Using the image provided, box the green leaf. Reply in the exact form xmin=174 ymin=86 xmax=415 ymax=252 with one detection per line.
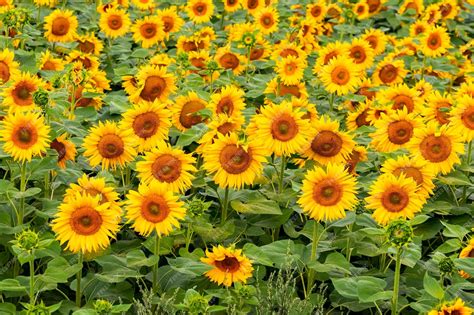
xmin=243 ymin=243 xmax=273 ymax=267
xmin=441 ymin=221 xmax=469 ymax=239
xmin=454 ymin=258 xmax=474 ymax=276
xmin=175 ymin=124 xmax=208 ymax=147
xmin=126 ymin=249 xmax=159 ymax=268
xmin=13 ymin=187 xmax=42 ymax=199
xmin=131 ymin=48 xmax=150 ymax=58
xmin=437 ymin=171 xmax=472 ymax=186
xmin=167 ymin=257 xmax=212 ymax=277
xmin=423 ymin=272 xmax=444 ymax=300
xmin=231 ymin=198 xmax=281 ymax=215
xmin=332 ymin=278 xmax=358 ymax=299
xmin=0 ymin=279 xmax=26 ymax=293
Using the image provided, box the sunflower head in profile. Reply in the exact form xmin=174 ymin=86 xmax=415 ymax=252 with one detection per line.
xmin=0 ymin=111 xmax=50 ymax=162
xmin=458 ymin=239 xmax=474 ymax=278
xmin=120 ymin=100 xmax=171 ymax=153
xmin=50 ymin=133 xmax=76 ymax=169
xmin=82 ymin=121 xmax=137 ymax=171
xmin=344 ymin=146 xmax=368 ymax=174
xmin=186 ymin=0 xmax=215 ymax=24
xmin=132 ymin=64 xmax=177 ymax=103
xmin=0 ymin=49 xmax=19 ymax=85
xmin=44 ymin=9 xmax=78 ymax=43
xmin=38 ymin=50 xmax=65 ymax=71
xmin=275 ymin=55 xmax=306 ymax=86
xmin=202 ymin=132 xmax=267 ymax=189
xmin=51 ymin=193 xmax=120 ymax=254
xmin=209 ymin=85 xmax=245 ymax=118
xmin=319 ymin=55 xmax=362 ymax=96
xmin=125 ymin=181 xmax=186 ymax=237
xmin=298 ymin=163 xmax=358 ymax=222
xmin=74 ymin=33 xmax=104 ymax=56
xmin=421 ymin=26 xmax=451 ymax=57
xmin=136 ymin=141 xmax=196 ymax=193
xmin=131 ymin=15 xmax=165 ymax=49
xmin=422 ymin=90 xmax=454 ymax=125
xmin=408 ymin=122 xmax=464 ymax=175
xmin=201 ymin=245 xmax=253 ymax=287
xmin=428 ymin=298 xmax=473 ymax=315
xmin=365 ymin=173 xmax=425 ymax=226
xmin=372 ymin=59 xmax=407 ymax=86
xmin=450 ymin=95 xmax=474 ymax=142
xmin=99 ymin=7 xmax=131 ymax=39
xmin=172 ymin=91 xmax=208 ymax=131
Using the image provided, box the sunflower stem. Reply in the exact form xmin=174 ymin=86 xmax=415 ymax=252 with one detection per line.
xmin=221 ymin=187 xmax=230 ymax=223
xmin=278 ymin=156 xmax=286 ymax=194
xmin=220 ymin=10 xmax=226 ymax=30
xmin=461 ymin=141 xmax=472 ymax=204
xmin=76 ymin=252 xmax=83 ymax=307
xmin=29 ymin=250 xmax=35 ymax=306
xmin=391 ymin=247 xmax=402 ymax=315
xmin=329 ymin=93 xmax=335 ymax=112
xmin=18 ymin=161 xmax=27 ymax=225
xmin=44 ymin=171 xmax=49 ymax=199
xmin=152 ymin=234 xmax=161 ymax=293
xmin=307 ymin=221 xmax=319 ymax=293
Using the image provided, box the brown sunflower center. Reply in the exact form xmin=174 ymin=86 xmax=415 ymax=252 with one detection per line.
xmin=193 ymin=2 xmax=207 ymax=15
xmin=365 ymin=35 xmax=378 ymax=50
xmin=324 ymin=51 xmax=338 ymax=65
xmin=356 ymin=5 xmax=365 ymax=13
xmin=162 ymin=17 xmax=174 ymax=32
xmin=250 ymin=47 xmax=264 ymax=60
xmin=427 ymin=33 xmax=441 ymax=50
xmin=381 ymin=188 xmax=409 ymax=212
xmin=140 ymin=76 xmax=166 ymax=102
xmin=355 ymin=109 xmax=370 ymax=127
xmin=331 ymin=66 xmax=350 ymax=85
xmin=216 ymin=96 xmax=234 ymax=115
xmin=140 ymin=23 xmax=157 ymax=39
xmin=13 ymin=125 xmax=38 ymax=149
xmin=271 ymin=114 xmax=298 ymax=142
xmin=133 ymin=112 xmax=159 ymax=139
xmin=12 ymin=82 xmax=34 ymax=106
xmin=311 ymin=6 xmax=322 ymax=17
xmin=435 ymin=102 xmax=451 ymax=124
xmin=77 ymin=40 xmax=95 ymax=54
xmin=311 ymin=130 xmax=343 ymax=157
xmin=50 ymin=139 xmax=67 ymax=161
xmin=387 ymin=120 xmax=414 ymax=145
xmin=367 ymin=0 xmax=381 ymax=13
xmin=219 ymin=144 xmax=252 ymax=174
xmin=107 ymin=15 xmax=123 ymax=30
xmin=141 ymin=194 xmax=170 ymax=223
xmin=392 ymin=95 xmax=414 ymax=112
xmin=0 ymin=61 xmax=10 ymax=83
xmin=415 ymin=26 xmax=425 ymax=35
xmin=70 ymin=206 xmax=103 ymax=235
xmin=219 ymin=53 xmax=239 ymax=70
xmin=393 ymin=166 xmax=423 ymax=186
xmin=280 ymin=48 xmax=298 ymax=58
xmin=247 ymin=0 xmax=259 ymax=9
xmin=151 ymin=154 xmax=182 ymax=183
xmin=261 ymin=14 xmax=273 ymax=27
xmin=312 ymin=179 xmax=343 ymax=206
xmin=227 ymin=0 xmax=237 ymax=6
xmin=97 ymin=134 xmax=124 ymax=159
xmin=278 ymin=83 xmax=301 ymax=98
xmin=179 ymin=100 xmax=205 ymax=129
xmin=439 ymin=4 xmax=452 ymax=17
xmin=419 ymin=134 xmax=452 ymax=163
xmin=379 ymin=64 xmax=398 ymax=84
xmin=215 ymin=256 xmax=241 ymax=272
xmin=51 ymin=17 xmax=70 ymax=36
xmin=217 ymin=122 xmax=235 ymax=135
xmin=350 ymin=47 xmax=366 ymax=63
xmin=284 ymin=62 xmax=297 ymax=74
xmin=461 ymin=106 xmax=474 ymax=130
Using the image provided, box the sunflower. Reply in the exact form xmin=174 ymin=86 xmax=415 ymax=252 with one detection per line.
xmin=125 ymin=181 xmax=186 ymax=237
xmin=271 ymin=40 xmax=307 ymax=62
xmin=0 ymin=111 xmax=50 ymax=162
xmin=421 ymin=26 xmax=451 ymax=57
xmin=250 ymin=101 xmax=312 ymax=156
xmin=319 ymin=56 xmax=362 ymax=96
xmin=120 ymin=101 xmax=171 ymax=153
xmin=429 ymin=299 xmax=474 ymax=315
xmin=0 ymin=49 xmax=19 ymax=85
xmin=313 ymin=41 xmax=349 ymax=73
xmin=354 ymin=1 xmax=370 ymax=19
xmin=201 ymin=245 xmax=253 ymax=287
xmin=131 ymin=0 xmax=154 ymax=10
xmin=132 ymin=64 xmax=176 ymax=103
xmin=362 ymin=29 xmax=387 ymax=55
xmin=372 ymin=59 xmax=407 ymax=86
xmin=136 ymin=142 xmax=196 ymax=193
xmin=172 ymin=91 xmax=208 ymax=132
xmin=275 ymin=55 xmax=306 ymax=85
xmin=456 ymin=82 xmax=474 ymax=99
xmin=366 ymin=173 xmax=424 ymax=225
xmin=450 ymin=95 xmax=474 ymax=142
xmin=306 ymin=2 xmax=326 ymax=22
xmin=348 ymin=38 xmax=374 ymax=70
xmin=50 ymin=134 xmax=76 ymax=169
xmin=302 ymin=116 xmax=355 ymax=165
xmin=224 ymin=0 xmax=240 ymax=12
xmin=409 ymin=20 xmax=429 ymax=37
xmin=215 ymin=47 xmax=246 ymax=75
xmin=0 ymin=0 xmax=13 ymax=12
xmin=33 ymin=0 xmax=58 ymax=6
xmin=438 ymin=0 xmax=459 ymax=20
xmin=38 ymin=50 xmax=64 ymax=71
xmin=209 ymin=85 xmax=245 ymax=118
xmin=255 ymin=7 xmax=279 ymax=34
xmin=176 ymin=35 xmax=209 ymax=53
xmin=157 ymin=7 xmax=184 ymax=39
xmin=186 ymin=0 xmax=214 ymax=24
xmin=414 ymin=79 xmax=433 ymax=101
xmin=188 ymin=51 xmax=219 ymax=81
xmin=423 ymin=91 xmax=454 ymax=125
xmin=66 ymin=51 xmax=100 ymax=72
xmin=399 ymin=0 xmax=423 ymax=15
xmin=344 ymin=146 xmax=368 ymax=174
xmin=51 ymin=193 xmax=120 ymax=254
xmin=1 ymin=72 xmax=44 ymax=111
xmin=346 ymin=102 xmax=371 ymax=131
xmin=99 ymin=7 xmax=131 ymax=38
xmin=197 ymin=114 xmax=245 ymax=152
xmin=378 ymin=84 xmax=422 ymax=113
xmin=83 ymin=121 xmax=137 ymax=170
xmin=458 ymin=239 xmax=474 ymax=278
xmin=298 ymin=163 xmax=358 ymax=222
xmin=44 ymin=9 xmax=78 ymax=43
xmin=243 ymin=0 xmax=263 ymax=14
xmin=203 ymin=133 xmax=267 ymax=189
xmin=131 ymin=16 xmax=165 ymax=49
xmin=149 ymin=53 xmax=176 ymax=68
xmin=408 ymin=122 xmax=464 ymax=175
xmin=265 ymin=77 xmax=308 ymax=99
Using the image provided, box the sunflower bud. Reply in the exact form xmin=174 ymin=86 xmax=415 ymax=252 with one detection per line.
xmin=93 ymin=299 xmax=113 ymax=314
xmin=184 ymin=293 xmax=209 ymax=314
xmin=25 ymin=301 xmax=49 ymax=315
xmin=187 ymin=197 xmax=211 ymax=217
xmin=439 ymin=257 xmax=455 ymax=275
xmin=386 ymin=220 xmax=413 ymax=247
xmin=234 ymin=283 xmax=256 ymax=299
xmin=241 ymin=32 xmax=256 ymax=47
xmin=33 ymin=88 xmax=49 ymax=108
xmin=16 ymin=230 xmax=39 ymax=251
xmin=206 ymin=60 xmax=219 ymax=72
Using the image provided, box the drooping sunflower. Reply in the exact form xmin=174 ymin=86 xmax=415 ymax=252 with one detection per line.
xmin=44 ymin=9 xmax=78 ymax=43
xmin=201 ymin=245 xmax=253 ymax=287
xmin=215 ymin=47 xmax=246 ymax=75
xmin=125 ymin=181 xmax=186 ymax=237
xmin=209 ymin=85 xmax=246 ymax=118
xmin=348 ymin=38 xmax=375 ymax=70
xmin=64 ymin=174 xmax=122 ymax=219
xmin=0 ymin=49 xmax=19 ymax=85
xmin=38 ymin=50 xmax=65 ymax=71
xmin=132 ymin=64 xmax=176 ymax=103
xmin=265 ymin=77 xmax=308 ymax=99
xmin=75 ymin=33 xmax=104 ymax=56
xmin=131 ymin=16 xmax=165 ymax=49
xmin=450 ymin=95 xmax=474 ymax=142
xmin=99 ymin=7 xmax=131 ymax=38
xmin=1 ymin=72 xmax=44 ymax=111
xmin=157 ymin=7 xmax=184 ymax=39
xmin=0 ymin=111 xmax=50 ymax=162
xmin=303 ymin=116 xmax=355 ymax=165
xmin=372 ymin=59 xmax=407 ymax=86
xmin=370 ymin=108 xmax=422 ymax=153
xmin=319 ymin=56 xmax=362 ymax=96
xmin=202 ymin=133 xmax=267 ymax=189
xmin=186 ymin=0 xmax=214 ymax=24
xmin=276 ymin=55 xmax=306 ymax=85
xmin=255 ymin=7 xmax=279 ymax=34
xmin=421 ymin=26 xmax=451 ymax=57
xmin=423 ymin=91 xmax=453 ymax=125
xmin=120 ymin=100 xmax=171 ymax=153
xmin=51 ymin=193 xmax=120 ymax=254
xmin=250 ymin=101 xmax=312 ymax=156
xmin=362 ymin=28 xmax=387 ymax=55
xmin=344 ymin=146 xmax=368 ymax=174
xmin=136 ymin=142 xmax=196 ymax=193
xmin=298 ymin=163 xmax=358 ymax=222
xmin=83 ymin=121 xmax=137 ymax=170
xmin=366 ymin=173 xmax=424 ymax=226
xmin=172 ymin=91 xmax=208 ymax=132
xmin=50 ymin=133 xmax=76 ymax=169
xmin=408 ymin=122 xmax=464 ymax=175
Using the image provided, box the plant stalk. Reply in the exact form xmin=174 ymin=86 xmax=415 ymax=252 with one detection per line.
xmin=76 ymin=252 xmax=83 ymax=307
xmin=278 ymin=156 xmax=286 ymax=194
xmin=152 ymin=234 xmax=161 ymax=293
xmin=18 ymin=161 xmax=27 ymax=225
xmin=29 ymin=250 xmax=35 ymax=306
xmin=391 ymin=247 xmax=402 ymax=315
xmin=307 ymin=221 xmax=319 ymax=292
xmin=221 ymin=187 xmax=229 ymax=223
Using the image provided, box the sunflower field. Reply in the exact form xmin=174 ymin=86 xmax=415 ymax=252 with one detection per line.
xmin=0 ymin=0 xmax=474 ymax=314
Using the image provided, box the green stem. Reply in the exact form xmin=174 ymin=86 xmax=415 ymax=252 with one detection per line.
xmin=462 ymin=141 xmax=472 ymax=203
xmin=76 ymin=252 xmax=83 ymax=307
xmin=152 ymin=234 xmax=161 ymax=293
xmin=44 ymin=171 xmax=49 ymax=198
xmin=307 ymin=221 xmax=319 ymax=292
xmin=220 ymin=10 xmax=226 ymax=29
xmin=221 ymin=187 xmax=229 ymax=223
xmin=278 ymin=156 xmax=286 ymax=194
xmin=391 ymin=247 xmax=402 ymax=315
xmin=421 ymin=56 xmax=426 ymax=80
xmin=29 ymin=250 xmax=35 ymax=306
xmin=18 ymin=161 xmax=27 ymax=225
xmin=329 ymin=93 xmax=335 ymax=112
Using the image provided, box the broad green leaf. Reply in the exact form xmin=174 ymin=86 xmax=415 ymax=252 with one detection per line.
xmin=423 ymin=272 xmax=444 ymax=300
xmin=441 ymin=221 xmax=469 ymax=239
xmin=231 ymin=199 xmax=281 ymax=215
xmin=0 ymin=279 xmax=26 ymax=293
xmin=243 ymin=243 xmax=273 ymax=267
xmin=167 ymin=257 xmax=212 ymax=277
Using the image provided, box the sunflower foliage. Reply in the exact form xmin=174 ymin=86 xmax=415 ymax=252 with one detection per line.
xmin=0 ymin=0 xmax=473 ymax=314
